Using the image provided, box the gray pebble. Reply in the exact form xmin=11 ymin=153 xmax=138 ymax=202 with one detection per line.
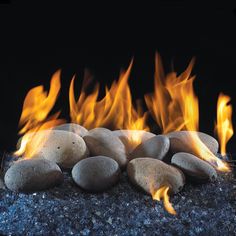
xmin=127 ymin=158 xmax=185 ymax=195
xmin=53 ymin=123 xmax=88 ymax=137
xmin=4 ymin=159 xmax=63 ymax=192
xmin=130 ymin=135 xmax=170 ymax=161
xmin=113 ymin=130 xmax=156 ymax=153
xmin=166 ymin=131 xmax=219 ymax=156
xmin=171 ymin=152 xmax=217 ymax=182
xmin=72 ymin=156 xmax=120 ymax=192
xmin=83 ymin=128 xmax=127 ymax=169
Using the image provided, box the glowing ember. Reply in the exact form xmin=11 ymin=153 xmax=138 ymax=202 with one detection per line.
xmin=215 ymin=93 xmax=234 ymax=157
xmin=152 ymin=186 xmax=176 ymax=215
xmin=69 ymin=61 xmax=149 ymax=145
xmin=15 ymin=70 xmax=64 ymax=158
xmin=145 ymin=53 xmax=229 ymax=171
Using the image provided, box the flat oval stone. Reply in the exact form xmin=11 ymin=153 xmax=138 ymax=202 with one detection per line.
xmin=83 ymin=128 xmax=127 ymax=169
xmin=72 ymin=156 xmax=120 ymax=192
xmin=53 ymin=123 xmax=88 ymax=137
xmin=171 ymin=152 xmax=217 ymax=182
xmin=127 ymin=158 xmax=185 ymax=195
xmin=130 ymin=135 xmax=170 ymax=161
xmin=27 ymin=130 xmax=89 ymax=169
xmin=112 ymin=130 xmax=156 ymax=153
xmin=166 ymin=131 xmax=219 ymax=156
xmin=4 ymin=159 xmax=63 ymax=192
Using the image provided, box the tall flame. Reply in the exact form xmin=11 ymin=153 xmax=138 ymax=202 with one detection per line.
xmin=69 ymin=61 xmax=149 ymax=145
xmin=15 ymin=70 xmax=64 ymax=158
xmin=215 ymin=93 xmax=233 ymax=156
xmin=152 ymin=186 xmax=176 ymax=215
xmin=145 ymin=53 xmax=229 ymax=171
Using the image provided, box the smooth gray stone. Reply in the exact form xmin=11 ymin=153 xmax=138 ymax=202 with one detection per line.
xmin=171 ymin=152 xmax=217 ymax=182
xmin=83 ymin=128 xmax=127 ymax=169
xmin=72 ymin=156 xmax=120 ymax=192
xmin=4 ymin=159 xmax=63 ymax=192
xmin=166 ymin=131 xmax=219 ymax=156
xmin=130 ymin=135 xmax=170 ymax=161
xmin=127 ymin=158 xmax=185 ymax=195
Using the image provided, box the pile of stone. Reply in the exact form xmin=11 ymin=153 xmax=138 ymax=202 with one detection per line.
xmin=4 ymin=123 xmax=219 ymax=204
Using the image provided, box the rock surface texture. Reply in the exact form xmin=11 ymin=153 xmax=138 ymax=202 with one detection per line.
xmin=84 ymin=128 xmax=127 ymax=168
xmin=72 ymin=156 xmax=120 ymax=192
xmin=27 ymin=130 xmax=89 ymax=169
xmin=171 ymin=152 xmax=217 ymax=182
xmin=167 ymin=131 xmax=219 ymax=156
xmin=127 ymin=158 xmax=185 ymax=195
xmin=4 ymin=159 xmax=63 ymax=192
xmin=130 ymin=135 xmax=170 ymax=161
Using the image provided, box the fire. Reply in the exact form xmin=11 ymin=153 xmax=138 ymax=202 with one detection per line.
xmin=69 ymin=61 xmax=149 ymax=145
xmin=152 ymin=186 xmax=176 ymax=215
xmin=215 ymin=93 xmax=234 ymax=157
xmin=15 ymin=70 xmax=64 ymax=158
xmin=145 ymin=53 xmax=229 ymax=171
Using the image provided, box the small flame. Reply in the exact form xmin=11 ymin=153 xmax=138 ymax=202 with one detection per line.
xmin=215 ymin=93 xmax=234 ymax=157
xmin=145 ymin=53 xmax=229 ymax=171
xmin=15 ymin=70 xmax=64 ymax=158
xmin=69 ymin=62 xmax=149 ymax=145
xmin=152 ymin=186 xmax=177 ymax=215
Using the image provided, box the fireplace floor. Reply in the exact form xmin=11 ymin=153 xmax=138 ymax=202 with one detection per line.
xmin=0 ymin=165 xmax=235 ymax=236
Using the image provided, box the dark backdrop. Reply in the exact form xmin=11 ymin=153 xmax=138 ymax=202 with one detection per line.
xmin=1 ymin=3 xmax=236 ymax=154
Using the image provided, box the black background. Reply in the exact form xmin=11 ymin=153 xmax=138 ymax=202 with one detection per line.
xmin=1 ymin=2 xmax=236 ymax=154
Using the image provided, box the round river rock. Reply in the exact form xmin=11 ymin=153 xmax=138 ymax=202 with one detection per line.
xmin=171 ymin=152 xmax=217 ymax=182
xmin=166 ymin=131 xmax=219 ymax=156
xmin=4 ymin=159 xmax=63 ymax=192
xmin=53 ymin=123 xmax=88 ymax=137
xmin=127 ymin=158 xmax=185 ymax=195
xmin=83 ymin=128 xmax=127 ymax=169
xmin=112 ymin=130 xmax=156 ymax=153
xmin=72 ymin=156 xmax=120 ymax=192
xmin=130 ymin=135 xmax=170 ymax=161
xmin=27 ymin=130 xmax=89 ymax=169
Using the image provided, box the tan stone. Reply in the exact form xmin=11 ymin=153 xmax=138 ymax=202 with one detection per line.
xmin=84 ymin=128 xmax=127 ymax=169
xmin=127 ymin=158 xmax=185 ymax=195
xmin=171 ymin=152 xmax=217 ymax=182
xmin=113 ymin=130 xmax=156 ymax=153
xmin=4 ymin=159 xmax=63 ymax=192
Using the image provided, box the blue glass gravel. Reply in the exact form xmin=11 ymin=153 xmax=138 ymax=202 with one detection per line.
xmin=0 ymin=171 xmax=235 ymax=236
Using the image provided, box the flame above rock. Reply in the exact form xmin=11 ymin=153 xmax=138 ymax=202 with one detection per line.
xmin=69 ymin=61 xmax=149 ymax=145
xmin=215 ymin=93 xmax=234 ymax=157
xmin=145 ymin=53 xmax=229 ymax=171
xmin=14 ymin=54 xmax=233 ymax=215
xmin=15 ymin=70 xmax=64 ymax=158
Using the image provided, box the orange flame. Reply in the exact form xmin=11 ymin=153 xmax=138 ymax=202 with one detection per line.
xmin=15 ymin=70 xmax=64 ymax=158
xmin=69 ymin=61 xmax=149 ymax=145
xmin=145 ymin=53 xmax=229 ymax=171
xmin=152 ymin=186 xmax=177 ymax=215
xmin=215 ymin=93 xmax=233 ymax=157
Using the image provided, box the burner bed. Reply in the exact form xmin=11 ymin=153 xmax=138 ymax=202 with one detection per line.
xmin=0 ymin=155 xmax=235 ymax=236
